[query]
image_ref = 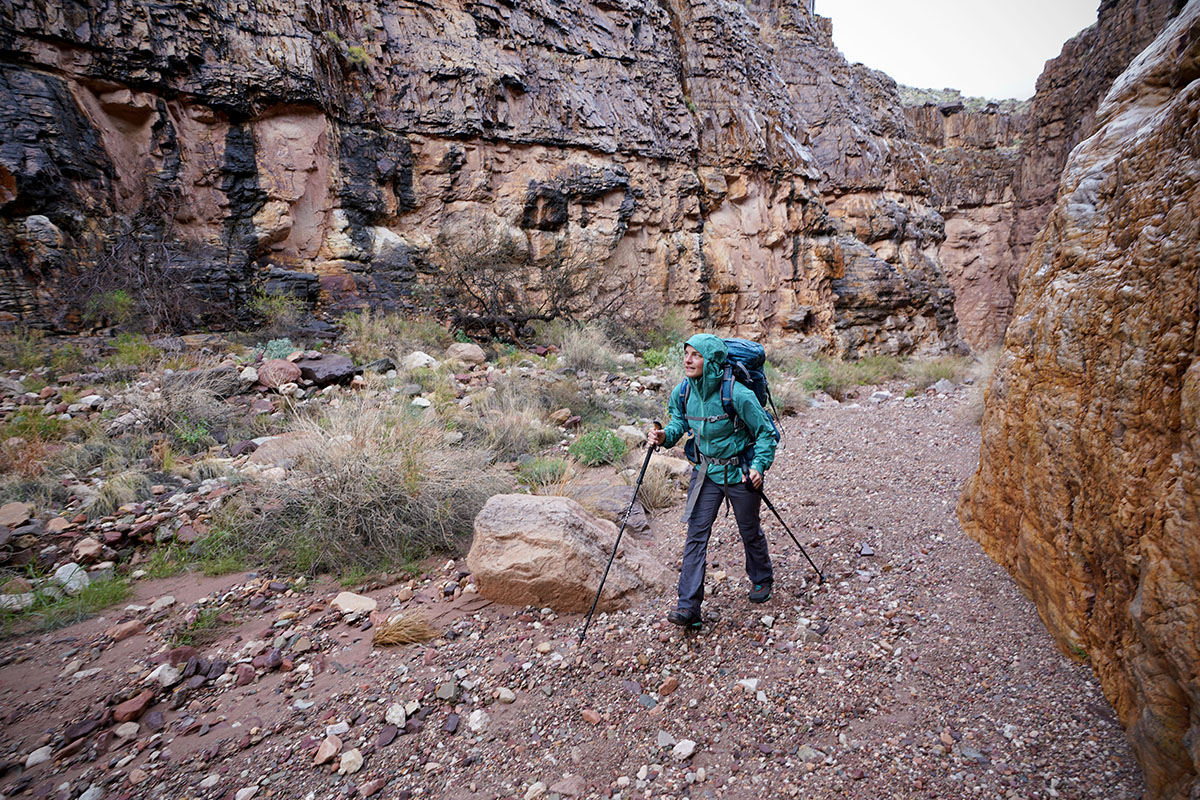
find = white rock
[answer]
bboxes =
[148,595,175,614]
[524,782,547,800]
[467,709,491,733]
[337,748,364,775]
[79,394,105,409]
[385,704,406,725]
[0,593,34,611]
[411,397,431,407]
[148,663,182,688]
[402,351,439,370]
[931,378,956,394]
[199,775,221,789]
[497,687,516,704]
[114,722,140,739]
[25,745,53,768]
[737,678,759,692]
[761,615,775,628]
[656,730,676,748]
[234,787,258,800]
[240,366,259,384]
[326,721,350,737]
[78,785,104,800]
[672,739,697,761]
[331,592,377,615]
[446,342,486,364]
[869,390,892,404]
[52,562,90,595]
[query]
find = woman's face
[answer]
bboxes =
[683,345,704,378]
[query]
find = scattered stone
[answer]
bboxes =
[657,730,676,748]
[114,721,140,739]
[0,502,32,527]
[338,748,364,775]
[401,351,439,370]
[114,689,156,722]
[435,682,458,702]
[931,378,956,394]
[314,734,342,765]
[358,777,386,797]
[658,676,679,696]
[52,562,90,595]
[296,354,356,386]
[332,592,377,615]
[524,782,547,800]
[148,663,182,688]
[581,709,602,724]
[258,359,302,389]
[672,739,697,761]
[497,687,516,704]
[376,725,398,748]
[148,595,176,614]
[326,721,350,737]
[467,709,490,733]
[107,620,145,642]
[446,342,486,364]
[234,787,259,800]
[549,774,586,796]
[385,704,406,726]
[25,745,52,768]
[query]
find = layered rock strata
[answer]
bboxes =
[0,0,964,355]
[959,6,1200,797]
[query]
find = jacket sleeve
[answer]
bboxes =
[660,382,688,448]
[732,387,776,474]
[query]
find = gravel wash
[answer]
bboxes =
[0,388,1142,800]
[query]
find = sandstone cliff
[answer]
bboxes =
[959,4,1200,797]
[0,0,968,355]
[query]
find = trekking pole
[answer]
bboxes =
[578,428,659,644]
[753,482,824,584]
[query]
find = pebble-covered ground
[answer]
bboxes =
[0,386,1143,800]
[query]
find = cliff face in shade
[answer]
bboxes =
[0,0,965,355]
[958,5,1200,797]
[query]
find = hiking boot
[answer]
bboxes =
[667,608,702,628]
[748,581,773,603]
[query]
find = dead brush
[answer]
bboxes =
[466,382,559,459]
[372,612,439,646]
[229,398,508,575]
[631,461,681,511]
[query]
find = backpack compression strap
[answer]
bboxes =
[678,380,731,424]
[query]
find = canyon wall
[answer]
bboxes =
[959,4,1200,797]
[0,0,966,355]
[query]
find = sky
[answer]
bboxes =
[816,0,1101,100]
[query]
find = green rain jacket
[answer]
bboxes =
[659,334,777,484]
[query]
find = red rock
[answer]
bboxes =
[257,359,302,389]
[234,663,256,686]
[113,690,156,723]
[107,620,145,642]
[357,778,385,797]
[657,677,679,696]
[581,709,601,724]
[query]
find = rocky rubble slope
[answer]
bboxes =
[959,5,1200,798]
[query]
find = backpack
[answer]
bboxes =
[675,338,782,462]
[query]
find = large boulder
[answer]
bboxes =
[467,495,670,612]
[958,9,1200,799]
[257,359,302,389]
[294,354,356,386]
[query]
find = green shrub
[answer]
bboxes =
[249,291,304,336]
[643,343,681,369]
[84,290,135,326]
[105,333,158,368]
[569,429,627,466]
[340,309,451,363]
[517,456,570,489]
[0,574,131,639]
[262,338,296,361]
[0,326,46,372]
[49,343,87,374]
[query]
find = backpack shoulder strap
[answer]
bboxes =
[720,363,740,428]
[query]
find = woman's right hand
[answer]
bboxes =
[646,428,666,447]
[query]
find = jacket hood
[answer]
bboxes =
[685,334,727,398]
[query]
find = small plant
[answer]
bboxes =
[84,290,136,326]
[173,417,212,452]
[633,463,680,510]
[540,320,619,372]
[0,326,46,372]
[685,96,698,113]
[568,429,627,466]
[193,528,247,576]
[249,291,304,336]
[90,469,150,518]
[0,574,132,638]
[468,384,560,459]
[643,342,682,369]
[346,45,372,66]
[145,545,188,579]
[904,355,971,390]
[49,343,87,375]
[516,456,570,489]
[262,338,296,361]
[106,333,159,369]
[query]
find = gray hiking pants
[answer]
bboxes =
[677,469,773,614]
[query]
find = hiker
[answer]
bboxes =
[646,334,778,628]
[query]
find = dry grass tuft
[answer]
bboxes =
[540,320,620,372]
[228,398,508,575]
[466,385,559,459]
[372,612,440,646]
[632,462,682,511]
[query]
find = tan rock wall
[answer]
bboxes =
[959,6,1200,796]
